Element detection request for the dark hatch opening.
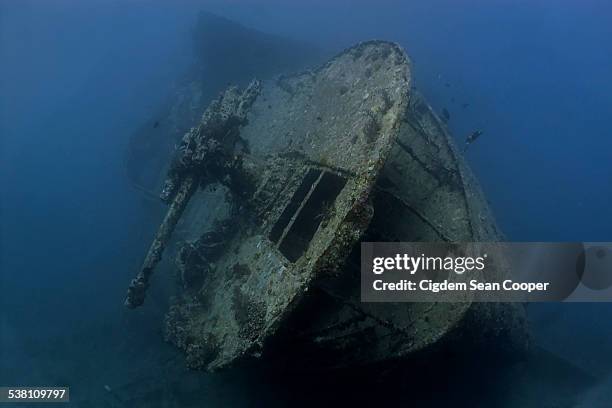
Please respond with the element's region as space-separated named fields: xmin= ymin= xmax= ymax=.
xmin=269 ymin=168 xmax=322 ymax=244
xmin=277 ymin=171 xmax=346 ymax=262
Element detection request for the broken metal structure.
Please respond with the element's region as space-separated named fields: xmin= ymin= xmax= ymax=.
xmin=126 ymin=41 xmax=527 ymax=371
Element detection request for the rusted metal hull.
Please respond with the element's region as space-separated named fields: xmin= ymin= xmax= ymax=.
xmin=129 ymin=40 xmax=527 ymax=371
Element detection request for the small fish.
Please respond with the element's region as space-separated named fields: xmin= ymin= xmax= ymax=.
xmin=463 ymin=130 xmax=483 ymax=152
xmin=445 ymin=82 xmax=451 ymax=88
xmin=462 ymin=103 xmax=470 ymax=109
xmin=441 ymin=108 xmax=450 ymax=123
xmin=153 ymin=121 xmax=159 ymax=128
xmin=104 ymin=385 xmax=125 ymax=404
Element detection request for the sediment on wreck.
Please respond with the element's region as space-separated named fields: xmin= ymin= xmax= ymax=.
xmin=128 ymin=40 xmax=528 ymax=372
xmin=125 ymin=81 xmax=262 ymax=309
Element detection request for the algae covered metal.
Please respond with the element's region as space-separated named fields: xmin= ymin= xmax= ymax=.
xmin=126 ymin=41 xmax=527 ymax=371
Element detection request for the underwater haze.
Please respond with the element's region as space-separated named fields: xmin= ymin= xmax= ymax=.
xmin=1 ymin=0 xmax=612 ymax=406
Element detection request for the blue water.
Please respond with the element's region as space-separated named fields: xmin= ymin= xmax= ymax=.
xmin=1 ymin=1 xmax=611 ymax=406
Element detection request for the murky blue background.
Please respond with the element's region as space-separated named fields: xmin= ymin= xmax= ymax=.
xmin=1 ymin=1 xmax=611 ymax=406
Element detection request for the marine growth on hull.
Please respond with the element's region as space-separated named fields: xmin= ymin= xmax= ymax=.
xmin=126 ymin=41 xmax=527 ymax=371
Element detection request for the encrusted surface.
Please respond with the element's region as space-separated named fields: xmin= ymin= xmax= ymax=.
xmin=156 ymin=41 xmax=526 ymax=371
xmin=125 ymin=81 xmax=262 ymax=308
xmin=164 ymin=41 xmax=412 ymax=370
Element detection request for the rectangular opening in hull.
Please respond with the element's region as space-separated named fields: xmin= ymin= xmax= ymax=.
xmin=278 ymin=171 xmax=346 ymax=262
xmin=269 ymin=168 xmax=322 ymax=244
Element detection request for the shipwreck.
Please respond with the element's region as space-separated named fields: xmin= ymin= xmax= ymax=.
xmin=125 ymin=32 xmax=527 ymax=371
